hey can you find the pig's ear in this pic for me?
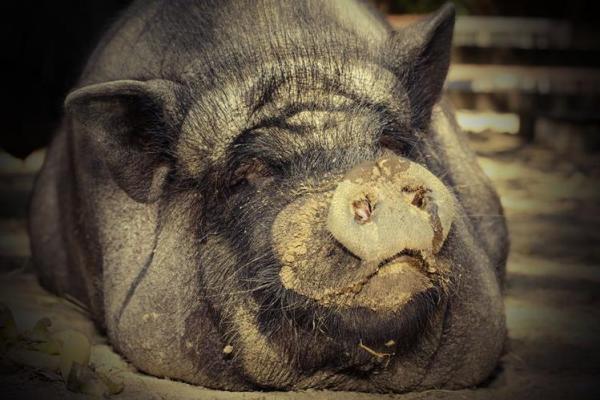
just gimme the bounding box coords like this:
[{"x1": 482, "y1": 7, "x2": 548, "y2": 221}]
[
  {"x1": 65, "y1": 79, "x2": 185, "y2": 203},
  {"x1": 388, "y1": 3, "x2": 455, "y2": 129}
]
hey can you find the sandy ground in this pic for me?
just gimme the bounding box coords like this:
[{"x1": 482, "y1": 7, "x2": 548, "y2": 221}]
[{"x1": 1, "y1": 141, "x2": 599, "y2": 399}]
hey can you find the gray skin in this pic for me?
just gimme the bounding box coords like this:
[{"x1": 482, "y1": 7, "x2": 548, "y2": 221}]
[{"x1": 29, "y1": 0, "x2": 509, "y2": 393}]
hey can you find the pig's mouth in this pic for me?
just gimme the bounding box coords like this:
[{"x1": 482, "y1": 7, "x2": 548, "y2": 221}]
[
  {"x1": 262, "y1": 235, "x2": 449, "y2": 346},
  {"x1": 250, "y1": 253, "x2": 446, "y2": 358},
  {"x1": 312, "y1": 249, "x2": 445, "y2": 312}
]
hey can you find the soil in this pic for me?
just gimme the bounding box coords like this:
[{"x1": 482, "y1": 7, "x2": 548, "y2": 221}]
[{"x1": 1, "y1": 141, "x2": 599, "y2": 399}]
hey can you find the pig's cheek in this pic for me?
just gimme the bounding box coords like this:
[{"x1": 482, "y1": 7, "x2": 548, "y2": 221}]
[{"x1": 271, "y1": 194, "x2": 333, "y2": 291}]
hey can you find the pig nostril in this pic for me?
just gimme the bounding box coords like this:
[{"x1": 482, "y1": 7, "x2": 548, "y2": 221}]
[
  {"x1": 352, "y1": 196, "x2": 375, "y2": 225},
  {"x1": 411, "y1": 190, "x2": 427, "y2": 209},
  {"x1": 403, "y1": 186, "x2": 430, "y2": 209}
]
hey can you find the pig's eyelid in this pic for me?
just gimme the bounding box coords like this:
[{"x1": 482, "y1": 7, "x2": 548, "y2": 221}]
[
  {"x1": 230, "y1": 157, "x2": 275, "y2": 188},
  {"x1": 379, "y1": 132, "x2": 417, "y2": 156}
]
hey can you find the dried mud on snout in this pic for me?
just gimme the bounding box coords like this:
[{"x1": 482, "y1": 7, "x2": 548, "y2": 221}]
[{"x1": 272, "y1": 155, "x2": 453, "y2": 314}]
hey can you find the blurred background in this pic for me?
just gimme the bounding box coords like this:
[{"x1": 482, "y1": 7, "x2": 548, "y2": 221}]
[{"x1": 1, "y1": 1, "x2": 599, "y2": 398}]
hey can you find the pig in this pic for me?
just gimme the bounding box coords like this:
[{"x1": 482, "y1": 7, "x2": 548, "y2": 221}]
[{"x1": 29, "y1": 0, "x2": 509, "y2": 393}]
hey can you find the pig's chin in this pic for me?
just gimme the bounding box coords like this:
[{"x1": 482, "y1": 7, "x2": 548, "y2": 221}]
[{"x1": 265, "y1": 251, "x2": 448, "y2": 345}]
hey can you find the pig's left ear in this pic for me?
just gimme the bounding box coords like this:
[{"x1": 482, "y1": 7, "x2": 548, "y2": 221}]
[
  {"x1": 65, "y1": 79, "x2": 186, "y2": 203},
  {"x1": 387, "y1": 3, "x2": 455, "y2": 129}
]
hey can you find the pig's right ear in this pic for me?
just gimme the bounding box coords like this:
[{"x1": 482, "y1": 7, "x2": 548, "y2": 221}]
[
  {"x1": 65, "y1": 79, "x2": 185, "y2": 203},
  {"x1": 387, "y1": 3, "x2": 455, "y2": 130}
]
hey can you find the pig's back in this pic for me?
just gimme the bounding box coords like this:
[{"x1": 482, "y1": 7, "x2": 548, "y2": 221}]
[{"x1": 78, "y1": 0, "x2": 391, "y2": 88}]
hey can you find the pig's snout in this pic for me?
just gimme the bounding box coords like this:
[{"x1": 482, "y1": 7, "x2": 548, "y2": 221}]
[{"x1": 327, "y1": 155, "x2": 454, "y2": 263}]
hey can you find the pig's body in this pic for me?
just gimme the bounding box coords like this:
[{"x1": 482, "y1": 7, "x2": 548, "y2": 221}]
[{"x1": 30, "y1": 0, "x2": 508, "y2": 392}]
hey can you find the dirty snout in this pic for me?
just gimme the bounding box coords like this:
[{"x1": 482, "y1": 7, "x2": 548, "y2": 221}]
[
  {"x1": 327, "y1": 155, "x2": 454, "y2": 263},
  {"x1": 272, "y1": 154, "x2": 455, "y2": 339}
]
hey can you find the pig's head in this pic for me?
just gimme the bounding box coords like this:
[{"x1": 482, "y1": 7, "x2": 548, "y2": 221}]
[{"x1": 64, "y1": 2, "x2": 505, "y2": 391}]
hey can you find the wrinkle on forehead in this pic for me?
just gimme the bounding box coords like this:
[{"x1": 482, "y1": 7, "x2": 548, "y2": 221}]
[{"x1": 177, "y1": 60, "x2": 408, "y2": 177}]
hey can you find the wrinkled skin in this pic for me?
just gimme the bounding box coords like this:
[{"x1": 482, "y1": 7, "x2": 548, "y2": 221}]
[{"x1": 29, "y1": 0, "x2": 509, "y2": 393}]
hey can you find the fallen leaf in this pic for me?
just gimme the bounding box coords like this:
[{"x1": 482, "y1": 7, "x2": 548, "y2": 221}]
[
  {"x1": 0, "y1": 303, "x2": 18, "y2": 342},
  {"x1": 67, "y1": 362, "x2": 108, "y2": 397},
  {"x1": 54, "y1": 330, "x2": 91, "y2": 380},
  {"x1": 27, "y1": 317, "x2": 52, "y2": 342},
  {"x1": 97, "y1": 370, "x2": 125, "y2": 395}
]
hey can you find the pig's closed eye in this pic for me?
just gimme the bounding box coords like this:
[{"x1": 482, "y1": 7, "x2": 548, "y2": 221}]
[
  {"x1": 230, "y1": 157, "x2": 274, "y2": 188},
  {"x1": 379, "y1": 132, "x2": 415, "y2": 156}
]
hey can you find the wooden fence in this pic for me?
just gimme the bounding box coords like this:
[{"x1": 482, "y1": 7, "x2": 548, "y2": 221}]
[{"x1": 390, "y1": 15, "x2": 600, "y2": 155}]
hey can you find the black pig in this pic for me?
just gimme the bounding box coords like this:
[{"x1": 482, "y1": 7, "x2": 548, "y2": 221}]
[{"x1": 29, "y1": 0, "x2": 509, "y2": 392}]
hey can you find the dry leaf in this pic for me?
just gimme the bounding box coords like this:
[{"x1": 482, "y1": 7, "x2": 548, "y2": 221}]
[
  {"x1": 97, "y1": 370, "x2": 125, "y2": 395},
  {"x1": 54, "y1": 330, "x2": 91, "y2": 380},
  {"x1": 0, "y1": 303, "x2": 18, "y2": 342},
  {"x1": 67, "y1": 362, "x2": 107, "y2": 397},
  {"x1": 27, "y1": 317, "x2": 52, "y2": 342}
]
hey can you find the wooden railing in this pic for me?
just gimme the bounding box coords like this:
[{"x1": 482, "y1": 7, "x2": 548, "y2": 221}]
[{"x1": 389, "y1": 15, "x2": 600, "y2": 155}]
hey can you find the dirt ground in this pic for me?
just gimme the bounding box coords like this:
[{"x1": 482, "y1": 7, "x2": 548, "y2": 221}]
[{"x1": 1, "y1": 139, "x2": 599, "y2": 399}]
